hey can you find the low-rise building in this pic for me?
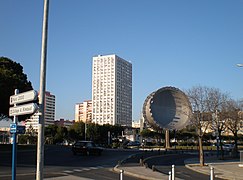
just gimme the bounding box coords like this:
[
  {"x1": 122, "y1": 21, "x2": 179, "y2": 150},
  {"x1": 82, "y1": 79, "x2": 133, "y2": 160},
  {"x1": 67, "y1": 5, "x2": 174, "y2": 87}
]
[{"x1": 54, "y1": 119, "x2": 74, "y2": 128}]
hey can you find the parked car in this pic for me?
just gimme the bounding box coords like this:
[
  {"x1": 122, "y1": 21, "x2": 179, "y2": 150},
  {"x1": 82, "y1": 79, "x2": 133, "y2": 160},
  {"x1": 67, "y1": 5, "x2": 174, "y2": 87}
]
[
  {"x1": 222, "y1": 144, "x2": 235, "y2": 152},
  {"x1": 72, "y1": 141, "x2": 103, "y2": 156},
  {"x1": 125, "y1": 141, "x2": 141, "y2": 148}
]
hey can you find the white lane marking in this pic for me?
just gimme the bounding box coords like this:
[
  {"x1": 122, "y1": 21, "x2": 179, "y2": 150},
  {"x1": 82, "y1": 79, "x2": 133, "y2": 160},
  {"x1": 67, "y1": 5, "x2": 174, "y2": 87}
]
[
  {"x1": 63, "y1": 170, "x2": 73, "y2": 173},
  {"x1": 63, "y1": 166, "x2": 104, "y2": 174},
  {"x1": 73, "y1": 169, "x2": 83, "y2": 172}
]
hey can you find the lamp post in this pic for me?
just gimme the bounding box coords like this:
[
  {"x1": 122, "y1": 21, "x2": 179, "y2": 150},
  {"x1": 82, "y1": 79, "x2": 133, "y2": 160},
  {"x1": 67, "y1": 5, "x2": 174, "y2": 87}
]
[{"x1": 37, "y1": 0, "x2": 49, "y2": 179}]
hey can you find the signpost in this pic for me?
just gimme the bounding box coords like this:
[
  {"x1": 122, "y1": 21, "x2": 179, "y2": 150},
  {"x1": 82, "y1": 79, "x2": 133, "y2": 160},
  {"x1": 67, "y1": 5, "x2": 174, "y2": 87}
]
[
  {"x1": 9, "y1": 89, "x2": 39, "y2": 180},
  {"x1": 10, "y1": 90, "x2": 38, "y2": 105},
  {"x1": 9, "y1": 103, "x2": 38, "y2": 116}
]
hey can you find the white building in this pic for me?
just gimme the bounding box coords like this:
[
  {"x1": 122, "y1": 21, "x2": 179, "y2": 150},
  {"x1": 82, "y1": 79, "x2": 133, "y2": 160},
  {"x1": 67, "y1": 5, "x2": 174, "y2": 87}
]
[
  {"x1": 132, "y1": 120, "x2": 140, "y2": 128},
  {"x1": 25, "y1": 91, "x2": 55, "y2": 132},
  {"x1": 75, "y1": 100, "x2": 92, "y2": 123},
  {"x1": 92, "y1": 54, "x2": 132, "y2": 126}
]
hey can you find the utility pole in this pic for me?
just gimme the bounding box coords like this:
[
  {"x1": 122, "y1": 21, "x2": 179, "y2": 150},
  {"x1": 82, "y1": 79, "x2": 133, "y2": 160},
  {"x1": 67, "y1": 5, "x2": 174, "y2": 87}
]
[{"x1": 36, "y1": 0, "x2": 49, "y2": 179}]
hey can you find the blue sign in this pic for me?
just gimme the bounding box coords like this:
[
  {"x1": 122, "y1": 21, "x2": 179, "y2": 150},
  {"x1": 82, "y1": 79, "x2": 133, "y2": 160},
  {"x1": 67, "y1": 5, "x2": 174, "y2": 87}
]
[
  {"x1": 10, "y1": 123, "x2": 17, "y2": 134},
  {"x1": 17, "y1": 125, "x2": 26, "y2": 134},
  {"x1": 10, "y1": 124, "x2": 25, "y2": 134}
]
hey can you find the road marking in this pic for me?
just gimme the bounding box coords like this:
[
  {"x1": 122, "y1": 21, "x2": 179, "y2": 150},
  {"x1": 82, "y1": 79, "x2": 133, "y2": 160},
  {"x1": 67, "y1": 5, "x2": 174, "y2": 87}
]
[
  {"x1": 96, "y1": 166, "x2": 104, "y2": 168},
  {"x1": 63, "y1": 170, "x2": 73, "y2": 173},
  {"x1": 82, "y1": 168, "x2": 90, "y2": 171},
  {"x1": 73, "y1": 169, "x2": 83, "y2": 172},
  {"x1": 63, "y1": 166, "x2": 105, "y2": 174}
]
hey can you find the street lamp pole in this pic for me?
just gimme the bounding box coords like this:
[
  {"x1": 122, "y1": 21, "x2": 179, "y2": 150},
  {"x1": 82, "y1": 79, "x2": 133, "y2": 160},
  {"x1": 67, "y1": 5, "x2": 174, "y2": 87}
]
[{"x1": 36, "y1": 0, "x2": 49, "y2": 180}]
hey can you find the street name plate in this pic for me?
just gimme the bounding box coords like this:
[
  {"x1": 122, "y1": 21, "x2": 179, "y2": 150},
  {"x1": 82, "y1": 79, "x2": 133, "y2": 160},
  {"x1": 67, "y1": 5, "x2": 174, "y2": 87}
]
[
  {"x1": 10, "y1": 90, "x2": 38, "y2": 105},
  {"x1": 9, "y1": 103, "x2": 38, "y2": 116}
]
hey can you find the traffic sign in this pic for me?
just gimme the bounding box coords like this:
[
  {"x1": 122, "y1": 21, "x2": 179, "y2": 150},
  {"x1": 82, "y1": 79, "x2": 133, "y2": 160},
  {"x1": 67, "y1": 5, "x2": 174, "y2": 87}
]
[
  {"x1": 9, "y1": 103, "x2": 38, "y2": 116},
  {"x1": 10, "y1": 123, "x2": 17, "y2": 134},
  {"x1": 17, "y1": 125, "x2": 26, "y2": 134},
  {"x1": 10, "y1": 90, "x2": 38, "y2": 105}
]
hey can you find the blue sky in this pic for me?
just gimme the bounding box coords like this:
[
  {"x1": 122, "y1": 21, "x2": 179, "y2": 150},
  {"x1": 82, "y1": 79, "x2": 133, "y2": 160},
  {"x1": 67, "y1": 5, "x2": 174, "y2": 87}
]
[{"x1": 1, "y1": 0, "x2": 243, "y2": 121}]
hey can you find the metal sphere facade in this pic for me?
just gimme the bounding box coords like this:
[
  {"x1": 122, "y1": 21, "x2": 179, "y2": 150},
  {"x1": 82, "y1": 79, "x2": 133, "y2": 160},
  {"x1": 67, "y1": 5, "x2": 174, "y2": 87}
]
[{"x1": 142, "y1": 86, "x2": 192, "y2": 130}]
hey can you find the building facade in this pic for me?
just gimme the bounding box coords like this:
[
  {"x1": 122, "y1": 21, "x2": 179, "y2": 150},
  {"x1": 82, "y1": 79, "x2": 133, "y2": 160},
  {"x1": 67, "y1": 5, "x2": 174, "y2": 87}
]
[
  {"x1": 92, "y1": 54, "x2": 132, "y2": 126},
  {"x1": 44, "y1": 91, "x2": 56, "y2": 126},
  {"x1": 25, "y1": 91, "x2": 56, "y2": 131},
  {"x1": 54, "y1": 118, "x2": 74, "y2": 128},
  {"x1": 75, "y1": 100, "x2": 92, "y2": 123}
]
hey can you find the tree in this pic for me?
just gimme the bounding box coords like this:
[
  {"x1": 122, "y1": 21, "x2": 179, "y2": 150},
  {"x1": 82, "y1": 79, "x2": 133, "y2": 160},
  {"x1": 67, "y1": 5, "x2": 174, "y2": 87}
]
[
  {"x1": 0, "y1": 57, "x2": 33, "y2": 120},
  {"x1": 26, "y1": 125, "x2": 38, "y2": 144},
  {"x1": 140, "y1": 129, "x2": 154, "y2": 138},
  {"x1": 221, "y1": 100, "x2": 243, "y2": 156},
  {"x1": 69, "y1": 122, "x2": 85, "y2": 141},
  {"x1": 45, "y1": 125, "x2": 58, "y2": 144},
  {"x1": 186, "y1": 86, "x2": 227, "y2": 166},
  {"x1": 207, "y1": 88, "x2": 230, "y2": 159},
  {"x1": 86, "y1": 123, "x2": 100, "y2": 141},
  {"x1": 54, "y1": 126, "x2": 68, "y2": 144}
]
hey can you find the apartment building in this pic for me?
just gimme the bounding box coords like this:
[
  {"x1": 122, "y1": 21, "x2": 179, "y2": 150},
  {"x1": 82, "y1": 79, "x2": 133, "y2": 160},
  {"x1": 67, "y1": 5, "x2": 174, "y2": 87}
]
[
  {"x1": 75, "y1": 100, "x2": 92, "y2": 123},
  {"x1": 25, "y1": 91, "x2": 55, "y2": 132},
  {"x1": 92, "y1": 54, "x2": 132, "y2": 126}
]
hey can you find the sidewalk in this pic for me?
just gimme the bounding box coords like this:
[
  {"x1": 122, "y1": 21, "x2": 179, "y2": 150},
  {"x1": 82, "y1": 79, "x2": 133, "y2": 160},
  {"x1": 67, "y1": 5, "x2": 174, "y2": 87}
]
[
  {"x1": 114, "y1": 153, "x2": 243, "y2": 180},
  {"x1": 185, "y1": 156, "x2": 243, "y2": 180},
  {"x1": 44, "y1": 175, "x2": 93, "y2": 180},
  {"x1": 114, "y1": 163, "x2": 168, "y2": 180}
]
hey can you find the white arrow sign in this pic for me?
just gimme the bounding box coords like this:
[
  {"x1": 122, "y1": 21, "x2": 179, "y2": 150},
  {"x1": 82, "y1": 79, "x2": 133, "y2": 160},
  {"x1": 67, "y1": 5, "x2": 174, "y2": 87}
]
[
  {"x1": 9, "y1": 103, "x2": 38, "y2": 116},
  {"x1": 10, "y1": 90, "x2": 38, "y2": 105}
]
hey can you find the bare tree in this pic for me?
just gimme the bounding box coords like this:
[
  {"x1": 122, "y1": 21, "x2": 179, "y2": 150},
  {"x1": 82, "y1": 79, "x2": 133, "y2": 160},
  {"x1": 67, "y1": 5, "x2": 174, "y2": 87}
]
[
  {"x1": 187, "y1": 86, "x2": 211, "y2": 166},
  {"x1": 221, "y1": 99, "x2": 243, "y2": 157},
  {"x1": 208, "y1": 88, "x2": 230, "y2": 159},
  {"x1": 187, "y1": 86, "x2": 229, "y2": 165}
]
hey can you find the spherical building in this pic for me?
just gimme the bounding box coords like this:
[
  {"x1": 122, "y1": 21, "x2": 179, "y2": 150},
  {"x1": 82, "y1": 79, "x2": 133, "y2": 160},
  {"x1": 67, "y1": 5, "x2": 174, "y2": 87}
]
[{"x1": 142, "y1": 86, "x2": 192, "y2": 130}]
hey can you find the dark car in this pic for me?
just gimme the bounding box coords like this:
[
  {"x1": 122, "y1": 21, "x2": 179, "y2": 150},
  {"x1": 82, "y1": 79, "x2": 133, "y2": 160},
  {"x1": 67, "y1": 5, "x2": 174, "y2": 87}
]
[
  {"x1": 72, "y1": 141, "x2": 103, "y2": 156},
  {"x1": 222, "y1": 144, "x2": 235, "y2": 152},
  {"x1": 127, "y1": 141, "x2": 141, "y2": 147},
  {"x1": 123, "y1": 141, "x2": 141, "y2": 149}
]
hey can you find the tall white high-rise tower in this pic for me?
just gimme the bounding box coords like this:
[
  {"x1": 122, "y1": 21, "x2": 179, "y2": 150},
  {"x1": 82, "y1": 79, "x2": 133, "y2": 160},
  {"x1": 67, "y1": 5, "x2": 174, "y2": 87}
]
[{"x1": 92, "y1": 54, "x2": 132, "y2": 126}]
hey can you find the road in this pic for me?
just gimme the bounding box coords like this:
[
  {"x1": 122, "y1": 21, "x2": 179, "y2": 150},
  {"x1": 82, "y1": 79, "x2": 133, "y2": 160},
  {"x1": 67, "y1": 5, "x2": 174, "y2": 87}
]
[{"x1": 0, "y1": 145, "x2": 141, "y2": 180}]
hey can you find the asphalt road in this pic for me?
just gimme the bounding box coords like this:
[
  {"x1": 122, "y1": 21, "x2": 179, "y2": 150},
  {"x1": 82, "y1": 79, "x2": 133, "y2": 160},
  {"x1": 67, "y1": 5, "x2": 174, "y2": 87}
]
[{"x1": 0, "y1": 145, "x2": 141, "y2": 180}]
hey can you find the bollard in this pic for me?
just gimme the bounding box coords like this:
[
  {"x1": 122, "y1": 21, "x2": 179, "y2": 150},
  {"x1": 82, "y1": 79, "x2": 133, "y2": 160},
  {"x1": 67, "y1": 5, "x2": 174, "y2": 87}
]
[
  {"x1": 120, "y1": 169, "x2": 124, "y2": 180},
  {"x1": 139, "y1": 158, "x2": 143, "y2": 166},
  {"x1": 172, "y1": 164, "x2": 175, "y2": 180},
  {"x1": 210, "y1": 166, "x2": 214, "y2": 180},
  {"x1": 145, "y1": 163, "x2": 148, "y2": 168},
  {"x1": 168, "y1": 171, "x2": 172, "y2": 180},
  {"x1": 152, "y1": 165, "x2": 155, "y2": 171}
]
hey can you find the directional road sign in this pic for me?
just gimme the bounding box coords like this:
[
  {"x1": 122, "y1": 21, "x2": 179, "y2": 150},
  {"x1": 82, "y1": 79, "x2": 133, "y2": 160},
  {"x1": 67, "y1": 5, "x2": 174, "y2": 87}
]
[
  {"x1": 10, "y1": 90, "x2": 38, "y2": 105},
  {"x1": 9, "y1": 103, "x2": 38, "y2": 116}
]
